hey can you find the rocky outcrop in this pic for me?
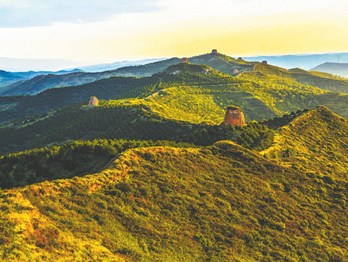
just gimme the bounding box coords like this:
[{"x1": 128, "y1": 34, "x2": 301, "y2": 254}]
[
  {"x1": 224, "y1": 106, "x2": 245, "y2": 125},
  {"x1": 233, "y1": 69, "x2": 239, "y2": 74}
]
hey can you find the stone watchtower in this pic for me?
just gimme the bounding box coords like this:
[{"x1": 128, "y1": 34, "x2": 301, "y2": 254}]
[
  {"x1": 224, "y1": 106, "x2": 245, "y2": 125},
  {"x1": 88, "y1": 96, "x2": 98, "y2": 106},
  {"x1": 212, "y1": 49, "x2": 218, "y2": 54},
  {"x1": 181, "y1": 58, "x2": 189, "y2": 64}
]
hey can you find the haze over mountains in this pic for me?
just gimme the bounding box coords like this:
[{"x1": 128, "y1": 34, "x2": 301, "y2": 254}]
[
  {"x1": 3, "y1": 52, "x2": 348, "y2": 72},
  {"x1": 311, "y1": 62, "x2": 348, "y2": 77},
  {"x1": 243, "y1": 52, "x2": 348, "y2": 70},
  {"x1": 1, "y1": 52, "x2": 347, "y2": 97},
  {"x1": 0, "y1": 57, "x2": 87, "y2": 72}
]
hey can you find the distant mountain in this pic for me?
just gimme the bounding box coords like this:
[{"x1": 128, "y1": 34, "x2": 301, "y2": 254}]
[
  {"x1": 79, "y1": 58, "x2": 165, "y2": 72},
  {"x1": 0, "y1": 57, "x2": 87, "y2": 72},
  {"x1": 0, "y1": 70, "x2": 126, "y2": 96},
  {"x1": 243, "y1": 52, "x2": 348, "y2": 70},
  {"x1": 0, "y1": 69, "x2": 83, "y2": 93},
  {"x1": 0, "y1": 52, "x2": 255, "y2": 96},
  {"x1": 111, "y1": 57, "x2": 182, "y2": 77},
  {"x1": 0, "y1": 70, "x2": 23, "y2": 90},
  {"x1": 310, "y1": 62, "x2": 348, "y2": 77},
  {"x1": 109, "y1": 52, "x2": 255, "y2": 77}
]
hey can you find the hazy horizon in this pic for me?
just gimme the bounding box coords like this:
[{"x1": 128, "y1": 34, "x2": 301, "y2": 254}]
[
  {"x1": 2, "y1": 51, "x2": 348, "y2": 72},
  {"x1": 0, "y1": 0, "x2": 347, "y2": 64}
]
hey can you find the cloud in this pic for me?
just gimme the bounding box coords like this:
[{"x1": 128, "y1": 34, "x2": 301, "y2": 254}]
[{"x1": 0, "y1": 0, "x2": 160, "y2": 28}]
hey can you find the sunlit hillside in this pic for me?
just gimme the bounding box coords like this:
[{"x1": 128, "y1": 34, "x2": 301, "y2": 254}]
[{"x1": 0, "y1": 107, "x2": 348, "y2": 261}]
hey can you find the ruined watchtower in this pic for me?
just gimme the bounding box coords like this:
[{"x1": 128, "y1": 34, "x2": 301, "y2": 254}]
[
  {"x1": 224, "y1": 105, "x2": 245, "y2": 125},
  {"x1": 212, "y1": 49, "x2": 218, "y2": 54},
  {"x1": 262, "y1": 60, "x2": 268, "y2": 65},
  {"x1": 181, "y1": 58, "x2": 189, "y2": 64},
  {"x1": 88, "y1": 96, "x2": 98, "y2": 106}
]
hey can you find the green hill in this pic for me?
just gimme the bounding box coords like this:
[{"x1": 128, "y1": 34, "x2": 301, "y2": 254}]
[{"x1": 0, "y1": 107, "x2": 348, "y2": 261}]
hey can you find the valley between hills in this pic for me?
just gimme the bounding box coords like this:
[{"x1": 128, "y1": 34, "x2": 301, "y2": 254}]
[{"x1": 0, "y1": 51, "x2": 348, "y2": 261}]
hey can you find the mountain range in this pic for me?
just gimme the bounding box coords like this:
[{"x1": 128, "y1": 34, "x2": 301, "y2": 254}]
[
  {"x1": 0, "y1": 53, "x2": 254, "y2": 96},
  {"x1": 0, "y1": 51, "x2": 348, "y2": 261},
  {"x1": 3, "y1": 52, "x2": 348, "y2": 97},
  {"x1": 243, "y1": 52, "x2": 348, "y2": 70}
]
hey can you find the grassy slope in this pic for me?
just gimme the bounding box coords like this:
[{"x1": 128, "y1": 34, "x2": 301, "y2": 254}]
[
  {"x1": 1, "y1": 108, "x2": 348, "y2": 261},
  {"x1": 262, "y1": 106, "x2": 348, "y2": 175},
  {"x1": 239, "y1": 64, "x2": 348, "y2": 117}
]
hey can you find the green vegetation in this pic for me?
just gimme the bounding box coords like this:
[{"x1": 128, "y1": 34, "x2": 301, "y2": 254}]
[
  {"x1": 0, "y1": 107, "x2": 348, "y2": 261},
  {"x1": 0, "y1": 139, "x2": 200, "y2": 189},
  {"x1": 2, "y1": 55, "x2": 348, "y2": 128},
  {"x1": 2, "y1": 60, "x2": 348, "y2": 157},
  {"x1": 254, "y1": 63, "x2": 348, "y2": 94},
  {"x1": 1, "y1": 54, "x2": 348, "y2": 261}
]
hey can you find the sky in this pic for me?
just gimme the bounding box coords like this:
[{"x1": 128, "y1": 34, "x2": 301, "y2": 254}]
[{"x1": 0, "y1": 0, "x2": 348, "y2": 64}]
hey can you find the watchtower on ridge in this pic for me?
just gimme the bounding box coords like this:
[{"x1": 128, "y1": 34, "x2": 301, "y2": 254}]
[{"x1": 181, "y1": 58, "x2": 189, "y2": 63}]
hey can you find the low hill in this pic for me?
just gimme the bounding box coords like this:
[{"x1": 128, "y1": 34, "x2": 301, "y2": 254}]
[
  {"x1": 0, "y1": 108, "x2": 347, "y2": 261},
  {"x1": 310, "y1": 62, "x2": 348, "y2": 78}
]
